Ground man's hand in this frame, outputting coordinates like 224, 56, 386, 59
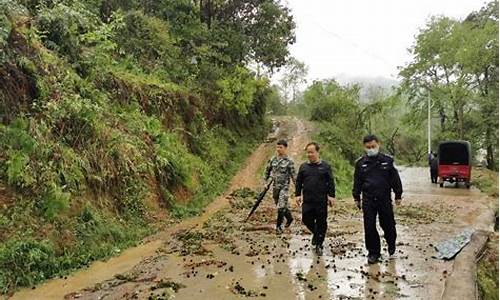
262, 177, 273, 187
327, 197, 336, 207
295, 196, 302, 207
354, 199, 361, 210
395, 198, 402, 206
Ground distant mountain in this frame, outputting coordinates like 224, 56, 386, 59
334, 74, 400, 102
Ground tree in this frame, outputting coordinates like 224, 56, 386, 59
198, 0, 296, 70
399, 0, 499, 169
279, 57, 308, 103
399, 16, 472, 138
461, 0, 499, 169
301, 79, 363, 163
265, 84, 286, 115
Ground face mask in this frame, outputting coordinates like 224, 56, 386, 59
365, 147, 379, 157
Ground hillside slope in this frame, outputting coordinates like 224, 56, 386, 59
0, 0, 295, 293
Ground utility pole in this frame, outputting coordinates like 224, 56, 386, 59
428, 90, 431, 154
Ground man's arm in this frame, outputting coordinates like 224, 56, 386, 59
295, 164, 303, 197
326, 164, 336, 198
352, 161, 362, 201
389, 161, 403, 199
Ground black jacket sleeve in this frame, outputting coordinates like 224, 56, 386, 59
352, 160, 362, 201
295, 164, 304, 197
390, 162, 403, 199
326, 164, 336, 198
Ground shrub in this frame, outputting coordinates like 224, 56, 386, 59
115, 10, 181, 75
36, 2, 98, 59
0, 239, 58, 293
41, 183, 70, 220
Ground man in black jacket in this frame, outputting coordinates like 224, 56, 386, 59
295, 142, 336, 256
353, 134, 403, 264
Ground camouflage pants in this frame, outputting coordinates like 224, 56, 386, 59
272, 186, 290, 210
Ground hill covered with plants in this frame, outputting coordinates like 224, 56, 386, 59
0, 0, 295, 293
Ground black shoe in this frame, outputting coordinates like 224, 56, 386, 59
388, 244, 396, 256
367, 254, 380, 264
311, 234, 317, 246
276, 225, 283, 235
276, 210, 285, 229
315, 245, 323, 256
284, 210, 293, 228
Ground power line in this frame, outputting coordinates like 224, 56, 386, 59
300, 13, 395, 69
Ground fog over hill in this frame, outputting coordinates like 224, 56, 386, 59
334, 74, 400, 102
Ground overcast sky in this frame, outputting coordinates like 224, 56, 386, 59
273, 0, 488, 84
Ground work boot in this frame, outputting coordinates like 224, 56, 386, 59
276, 210, 285, 231
367, 254, 380, 264
284, 209, 293, 228
388, 243, 396, 256
311, 234, 317, 245
315, 244, 323, 256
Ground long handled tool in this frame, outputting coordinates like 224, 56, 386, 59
244, 179, 273, 222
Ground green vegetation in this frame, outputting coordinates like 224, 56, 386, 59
290, 79, 407, 198
0, 0, 497, 295
286, 1, 498, 199
473, 167, 499, 198
478, 234, 499, 300
0, 0, 295, 293
399, 0, 499, 170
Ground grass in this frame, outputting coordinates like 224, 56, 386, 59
0, 0, 273, 295
0, 202, 150, 294
168, 127, 267, 219
473, 167, 499, 300
477, 233, 499, 300
0, 124, 266, 293
473, 166, 499, 230
473, 167, 499, 198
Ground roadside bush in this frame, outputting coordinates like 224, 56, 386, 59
0, 239, 58, 293
37, 2, 98, 60
41, 183, 70, 220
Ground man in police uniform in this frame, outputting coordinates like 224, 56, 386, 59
352, 134, 403, 264
263, 139, 295, 234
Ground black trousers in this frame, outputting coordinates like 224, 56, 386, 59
302, 201, 328, 246
362, 197, 396, 256
430, 168, 438, 183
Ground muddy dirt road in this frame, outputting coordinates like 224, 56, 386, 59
12, 118, 495, 300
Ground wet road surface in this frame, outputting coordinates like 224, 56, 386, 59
11, 119, 494, 300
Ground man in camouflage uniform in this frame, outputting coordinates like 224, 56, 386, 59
263, 139, 295, 234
